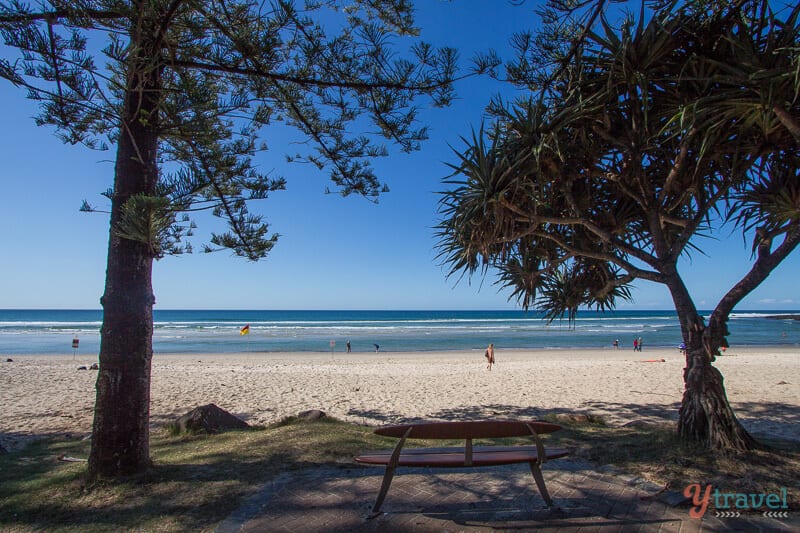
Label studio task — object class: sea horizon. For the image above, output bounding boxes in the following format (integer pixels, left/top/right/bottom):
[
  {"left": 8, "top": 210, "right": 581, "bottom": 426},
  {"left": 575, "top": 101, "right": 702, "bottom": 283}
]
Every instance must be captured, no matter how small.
[{"left": 1, "top": 308, "right": 798, "bottom": 356}]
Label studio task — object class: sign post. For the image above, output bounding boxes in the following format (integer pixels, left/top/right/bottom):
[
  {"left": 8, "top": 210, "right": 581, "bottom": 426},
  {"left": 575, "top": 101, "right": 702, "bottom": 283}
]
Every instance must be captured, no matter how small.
[{"left": 72, "top": 336, "right": 79, "bottom": 359}]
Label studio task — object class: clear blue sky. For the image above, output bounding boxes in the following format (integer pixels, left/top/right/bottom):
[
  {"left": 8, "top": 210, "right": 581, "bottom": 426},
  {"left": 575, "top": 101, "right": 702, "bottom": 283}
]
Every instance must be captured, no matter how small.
[{"left": 1, "top": 1, "right": 798, "bottom": 311}]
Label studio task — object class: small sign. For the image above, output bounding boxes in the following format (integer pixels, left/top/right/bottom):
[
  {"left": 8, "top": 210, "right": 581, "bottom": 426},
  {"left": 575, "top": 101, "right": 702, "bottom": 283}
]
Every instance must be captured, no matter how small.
[{"left": 72, "top": 337, "right": 79, "bottom": 349}]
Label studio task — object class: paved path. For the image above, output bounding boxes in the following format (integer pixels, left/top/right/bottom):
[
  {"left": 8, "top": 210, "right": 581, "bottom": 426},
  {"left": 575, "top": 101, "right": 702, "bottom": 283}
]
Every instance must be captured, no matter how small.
[{"left": 216, "top": 460, "right": 797, "bottom": 532}]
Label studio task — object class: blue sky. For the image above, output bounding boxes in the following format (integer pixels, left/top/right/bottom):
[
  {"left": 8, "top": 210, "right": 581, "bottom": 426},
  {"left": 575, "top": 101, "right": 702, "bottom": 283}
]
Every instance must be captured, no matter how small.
[{"left": 0, "top": 1, "right": 798, "bottom": 311}]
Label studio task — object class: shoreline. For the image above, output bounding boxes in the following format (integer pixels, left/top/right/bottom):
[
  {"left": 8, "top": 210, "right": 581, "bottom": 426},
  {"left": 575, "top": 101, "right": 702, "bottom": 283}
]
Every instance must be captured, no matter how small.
[
  {"left": 2, "top": 347, "right": 798, "bottom": 451},
  {"left": 5, "top": 343, "right": 800, "bottom": 357}
]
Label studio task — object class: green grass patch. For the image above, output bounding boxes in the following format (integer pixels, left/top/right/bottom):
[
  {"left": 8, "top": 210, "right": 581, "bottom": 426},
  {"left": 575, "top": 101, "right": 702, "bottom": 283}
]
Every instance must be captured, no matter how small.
[{"left": 1, "top": 416, "right": 798, "bottom": 531}]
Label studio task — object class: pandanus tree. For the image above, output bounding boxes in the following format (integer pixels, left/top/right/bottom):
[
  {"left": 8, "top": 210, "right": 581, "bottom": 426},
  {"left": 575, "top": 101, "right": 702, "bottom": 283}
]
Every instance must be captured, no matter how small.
[
  {"left": 0, "top": 0, "right": 493, "bottom": 479},
  {"left": 438, "top": 0, "right": 800, "bottom": 450}
]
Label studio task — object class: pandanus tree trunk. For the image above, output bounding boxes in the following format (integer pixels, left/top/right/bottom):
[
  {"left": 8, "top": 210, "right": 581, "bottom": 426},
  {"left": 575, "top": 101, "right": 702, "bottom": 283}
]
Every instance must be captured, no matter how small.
[
  {"left": 87, "top": 33, "right": 161, "bottom": 479},
  {"left": 669, "top": 279, "right": 758, "bottom": 451},
  {"left": 678, "top": 345, "right": 758, "bottom": 450}
]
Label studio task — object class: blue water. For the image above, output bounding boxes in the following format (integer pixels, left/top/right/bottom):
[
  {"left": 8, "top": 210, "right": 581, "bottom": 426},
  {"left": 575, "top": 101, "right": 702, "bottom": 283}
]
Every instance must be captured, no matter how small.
[{"left": 0, "top": 309, "right": 798, "bottom": 355}]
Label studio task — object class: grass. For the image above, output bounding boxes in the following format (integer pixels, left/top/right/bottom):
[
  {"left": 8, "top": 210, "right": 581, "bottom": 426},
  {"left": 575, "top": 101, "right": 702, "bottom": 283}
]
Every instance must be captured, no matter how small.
[
  {"left": 1, "top": 416, "right": 798, "bottom": 532},
  {"left": 544, "top": 415, "right": 800, "bottom": 504}
]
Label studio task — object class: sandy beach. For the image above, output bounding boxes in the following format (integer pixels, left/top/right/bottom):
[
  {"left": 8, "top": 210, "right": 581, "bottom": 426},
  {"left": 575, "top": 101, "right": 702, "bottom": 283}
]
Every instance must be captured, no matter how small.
[{"left": 1, "top": 347, "right": 798, "bottom": 451}]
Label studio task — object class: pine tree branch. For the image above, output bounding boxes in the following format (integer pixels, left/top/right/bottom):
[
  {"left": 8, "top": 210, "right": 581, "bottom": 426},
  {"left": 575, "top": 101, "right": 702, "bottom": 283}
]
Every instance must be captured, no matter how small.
[
  {"left": 184, "top": 139, "right": 261, "bottom": 260},
  {"left": 0, "top": 9, "right": 125, "bottom": 24},
  {"left": 154, "top": 0, "right": 187, "bottom": 52},
  {"left": 169, "top": 58, "right": 454, "bottom": 92}
]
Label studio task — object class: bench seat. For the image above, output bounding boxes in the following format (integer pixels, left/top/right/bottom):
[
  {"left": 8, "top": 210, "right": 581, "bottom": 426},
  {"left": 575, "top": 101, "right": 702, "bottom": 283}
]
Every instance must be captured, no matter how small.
[{"left": 356, "top": 445, "right": 570, "bottom": 467}]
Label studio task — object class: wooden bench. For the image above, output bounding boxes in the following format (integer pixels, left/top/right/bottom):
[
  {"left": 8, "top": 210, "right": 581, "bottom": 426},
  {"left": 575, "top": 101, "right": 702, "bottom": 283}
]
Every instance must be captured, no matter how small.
[{"left": 354, "top": 420, "right": 569, "bottom": 515}]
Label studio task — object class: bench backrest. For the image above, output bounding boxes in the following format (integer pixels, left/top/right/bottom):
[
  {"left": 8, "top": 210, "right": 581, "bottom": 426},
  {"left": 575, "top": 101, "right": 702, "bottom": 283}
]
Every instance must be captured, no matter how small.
[{"left": 374, "top": 420, "right": 562, "bottom": 439}]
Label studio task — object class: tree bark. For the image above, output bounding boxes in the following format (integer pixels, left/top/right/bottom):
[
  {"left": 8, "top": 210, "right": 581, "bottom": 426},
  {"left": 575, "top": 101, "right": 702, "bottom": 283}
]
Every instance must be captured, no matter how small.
[
  {"left": 669, "top": 226, "right": 800, "bottom": 451},
  {"left": 678, "top": 344, "right": 758, "bottom": 450},
  {"left": 87, "top": 26, "right": 161, "bottom": 479},
  {"left": 668, "top": 277, "right": 758, "bottom": 451}
]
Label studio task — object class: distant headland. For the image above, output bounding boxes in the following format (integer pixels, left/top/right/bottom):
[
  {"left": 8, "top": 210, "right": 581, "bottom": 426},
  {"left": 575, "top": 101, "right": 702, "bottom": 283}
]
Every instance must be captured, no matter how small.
[{"left": 764, "top": 314, "right": 800, "bottom": 320}]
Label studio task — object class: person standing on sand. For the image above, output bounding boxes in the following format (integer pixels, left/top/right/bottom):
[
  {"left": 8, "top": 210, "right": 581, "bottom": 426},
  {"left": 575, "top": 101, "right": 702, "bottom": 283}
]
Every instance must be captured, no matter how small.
[
  {"left": 638, "top": 336, "right": 643, "bottom": 351},
  {"left": 633, "top": 338, "right": 638, "bottom": 351},
  {"left": 346, "top": 340, "right": 351, "bottom": 353},
  {"left": 485, "top": 343, "right": 495, "bottom": 371},
  {"left": 613, "top": 339, "right": 619, "bottom": 349}
]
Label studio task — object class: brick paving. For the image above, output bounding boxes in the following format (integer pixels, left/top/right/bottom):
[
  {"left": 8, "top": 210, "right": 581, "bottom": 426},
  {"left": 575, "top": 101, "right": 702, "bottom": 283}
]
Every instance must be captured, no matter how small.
[{"left": 216, "top": 460, "right": 798, "bottom": 532}]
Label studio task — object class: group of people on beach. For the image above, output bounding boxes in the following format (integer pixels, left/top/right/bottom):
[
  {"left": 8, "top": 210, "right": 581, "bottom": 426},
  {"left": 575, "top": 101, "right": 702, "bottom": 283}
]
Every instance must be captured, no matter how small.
[
  {"left": 349, "top": 339, "right": 496, "bottom": 367},
  {"left": 344, "top": 340, "right": 380, "bottom": 353},
  {"left": 614, "top": 338, "right": 644, "bottom": 351}
]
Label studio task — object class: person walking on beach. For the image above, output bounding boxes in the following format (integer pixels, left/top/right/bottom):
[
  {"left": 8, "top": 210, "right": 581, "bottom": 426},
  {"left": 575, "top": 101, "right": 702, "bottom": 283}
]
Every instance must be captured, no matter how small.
[
  {"left": 485, "top": 343, "right": 495, "bottom": 371},
  {"left": 633, "top": 338, "right": 638, "bottom": 351},
  {"left": 346, "top": 340, "right": 351, "bottom": 353},
  {"left": 638, "top": 336, "right": 643, "bottom": 351},
  {"left": 373, "top": 343, "right": 380, "bottom": 353},
  {"left": 613, "top": 339, "right": 619, "bottom": 350}
]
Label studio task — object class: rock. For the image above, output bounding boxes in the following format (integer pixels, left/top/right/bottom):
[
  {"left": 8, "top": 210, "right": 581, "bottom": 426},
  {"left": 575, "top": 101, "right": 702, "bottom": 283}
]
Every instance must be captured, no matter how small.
[
  {"left": 555, "top": 413, "right": 593, "bottom": 424},
  {"left": 77, "top": 366, "right": 87, "bottom": 370},
  {"left": 174, "top": 403, "right": 250, "bottom": 435},
  {"left": 297, "top": 409, "right": 327, "bottom": 421},
  {"left": 5, "top": 358, "right": 12, "bottom": 362},
  {"left": 622, "top": 420, "right": 657, "bottom": 429}
]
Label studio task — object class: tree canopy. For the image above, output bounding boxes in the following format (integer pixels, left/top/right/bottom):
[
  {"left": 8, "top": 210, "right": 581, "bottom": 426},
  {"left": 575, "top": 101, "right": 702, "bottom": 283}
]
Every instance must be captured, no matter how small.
[
  {"left": 0, "top": 0, "right": 496, "bottom": 258},
  {"left": 437, "top": 0, "right": 800, "bottom": 450}
]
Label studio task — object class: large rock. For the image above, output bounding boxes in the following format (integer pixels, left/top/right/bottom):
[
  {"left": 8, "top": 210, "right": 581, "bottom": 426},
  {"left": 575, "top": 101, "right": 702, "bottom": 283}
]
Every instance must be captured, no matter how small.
[
  {"left": 297, "top": 409, "right": 327, "bottom": 421},
  {"left": 174, "top": 403, "right": 250, "bottom": 435}
]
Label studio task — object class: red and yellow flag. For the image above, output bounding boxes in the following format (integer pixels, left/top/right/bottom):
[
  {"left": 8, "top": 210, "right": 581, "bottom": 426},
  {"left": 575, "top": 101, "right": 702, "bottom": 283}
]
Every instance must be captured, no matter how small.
[{"left": 240, "top": 324, "right": 250, "bottom": 336}]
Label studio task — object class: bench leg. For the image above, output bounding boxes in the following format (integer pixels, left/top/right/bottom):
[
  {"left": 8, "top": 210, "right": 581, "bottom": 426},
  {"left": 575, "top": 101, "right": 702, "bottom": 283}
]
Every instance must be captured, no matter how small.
[
  {"left": 370, "top": 464, "right": 397, "bottom": 516},
  {"left": 369, "top": 426, "right": 411, "bottom": 517},
  {"left": 529, "top": 462, "right": 554, "bottom": 507}
]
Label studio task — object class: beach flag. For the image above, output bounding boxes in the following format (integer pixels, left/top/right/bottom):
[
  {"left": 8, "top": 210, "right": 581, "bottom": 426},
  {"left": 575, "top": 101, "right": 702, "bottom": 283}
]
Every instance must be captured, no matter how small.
[{"left": 240, "top": 324, "right": 250, "bottom": 336}]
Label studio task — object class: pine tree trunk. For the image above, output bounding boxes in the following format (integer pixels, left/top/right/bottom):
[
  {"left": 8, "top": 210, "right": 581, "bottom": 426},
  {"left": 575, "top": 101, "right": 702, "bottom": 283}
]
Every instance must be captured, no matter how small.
[
  {"left": 87, "top": 230, "right": 155, "bottom": 477},
  {"left": 87, "top": 32, "right": 161, "bottom": 478}
]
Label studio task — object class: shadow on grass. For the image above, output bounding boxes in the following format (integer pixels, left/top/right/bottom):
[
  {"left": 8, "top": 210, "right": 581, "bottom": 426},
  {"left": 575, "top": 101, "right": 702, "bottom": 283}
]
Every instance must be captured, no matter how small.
[
  {"left": 348, "top": 402, "right": 800, "bottom": 508},
  {"left": 348, "top": 399, "right": 800, "bottom": 442},
  {"left": 3, "top": 404, "right": 799, "bottom": 531},
  {"left": 0, "top": 417, "right": 383, "bottom": 532}
]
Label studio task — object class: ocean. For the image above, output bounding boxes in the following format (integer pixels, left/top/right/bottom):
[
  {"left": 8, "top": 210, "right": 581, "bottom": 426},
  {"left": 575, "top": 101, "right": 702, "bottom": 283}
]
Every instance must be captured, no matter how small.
[{"left": 0, "top": 309, "right": 798, "bottom": 356}]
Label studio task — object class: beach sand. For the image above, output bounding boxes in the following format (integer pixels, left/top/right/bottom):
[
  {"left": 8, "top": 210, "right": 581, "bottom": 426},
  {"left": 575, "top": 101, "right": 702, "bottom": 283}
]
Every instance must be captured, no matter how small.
[{"left": 1, "top": 347, "right": 798, "bottom": 450}]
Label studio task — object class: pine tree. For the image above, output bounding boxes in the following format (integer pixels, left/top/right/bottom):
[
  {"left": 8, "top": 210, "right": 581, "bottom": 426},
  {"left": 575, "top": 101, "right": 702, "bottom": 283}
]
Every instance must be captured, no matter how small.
[{"left": 0, "top": 0, "right": 493, "bottom": 478}]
